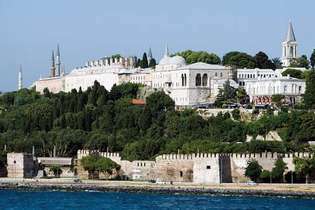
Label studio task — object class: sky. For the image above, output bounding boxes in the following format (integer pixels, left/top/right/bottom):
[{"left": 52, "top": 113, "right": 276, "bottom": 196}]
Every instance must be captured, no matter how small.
[{"left": 0, "top": 0, "right": 314, "bottom": 92}]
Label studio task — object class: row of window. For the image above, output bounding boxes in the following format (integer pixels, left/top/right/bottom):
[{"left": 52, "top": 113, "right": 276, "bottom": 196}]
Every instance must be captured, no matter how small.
[{"left": 195, "top": 73, "right": 208, "bottom": 86}]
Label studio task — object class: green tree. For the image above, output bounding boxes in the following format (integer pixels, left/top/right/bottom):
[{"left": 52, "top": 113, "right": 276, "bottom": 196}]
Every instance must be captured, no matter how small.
[
  {"left": 176, "top": 50, "right": 221, "bottom": 64},
  {"left": 245, "top": 160, "right": 262, "bottom": 182},
  {"left": 272, "top": 57, "right": 282, "bottom": 69},
  {"left": 254, "top": 51, "right": 276, "bottom": 69},
  {"left": 49, "top": 165, "right": 62, "bottom": 178},
  {"left": 304, "top": 70, "right": 315, "bottom": 109},
  {"left": 81, "top": 154, "right": 120, "bottom": 179},
  {"left": 282, "top": 68, "right": 305, "bottom": 79},
  {"left": 236, "top": 87, "right": 248, "bottom": 104},
  {"left": 214, "top": 80, "right": 237, "bottom": 107},
  {"left": 146, "top": 91, "right": 175, "bottom": 119},
  {"left": 310, "top": 49, "right": 315, "bottom": 69},
  {"left": 272, "top": 94, "right": 285, "bottom": 108},
  {"left": 260, "top": 170, "right": 272, "bottom": 183},
  {"left": 294, "top": 156, "right": 315, "bottom": 184},
  {"left": 148, "top": 58, "right": 157, "bottom": 68},
  {"left": 290, "top": 55, "right": 309, "bottom": 69},
  {"left": 140, "top": 53, "right": 149, "bottom": 68},
  {"left": 222, "top": 51, "right": 256, "bottom": 68},
  {"left": 271, "top": 158, "right": 287, "bottom": 182}
]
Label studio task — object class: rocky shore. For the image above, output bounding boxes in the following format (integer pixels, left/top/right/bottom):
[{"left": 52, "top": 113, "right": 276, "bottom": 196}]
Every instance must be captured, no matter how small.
[{"left": 0, "top": 178, "right": 315, "bottom": 198}]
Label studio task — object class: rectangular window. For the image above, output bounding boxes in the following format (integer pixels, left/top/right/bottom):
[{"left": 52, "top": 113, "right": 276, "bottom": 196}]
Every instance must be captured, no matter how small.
[{"left": 206, "top": 165, "right": 211, "bottom": 169}]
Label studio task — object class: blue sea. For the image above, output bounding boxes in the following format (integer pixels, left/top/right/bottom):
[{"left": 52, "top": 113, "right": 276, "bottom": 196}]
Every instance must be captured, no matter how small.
[{"left": 0, "top": 189, "right": 314, "bottom": 210}]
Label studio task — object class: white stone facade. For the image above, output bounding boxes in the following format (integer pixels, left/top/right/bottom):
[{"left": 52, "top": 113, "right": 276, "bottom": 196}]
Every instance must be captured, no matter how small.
[{"left": 34, "top": 52, "right": 233, "bottom": 106}]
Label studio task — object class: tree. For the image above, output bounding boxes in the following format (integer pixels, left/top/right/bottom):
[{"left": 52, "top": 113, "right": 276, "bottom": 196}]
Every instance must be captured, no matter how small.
[
  {"left": 272, "top": 94, "right": 285, "bottom": 108},
  {"left": 236, "top": 87, "right": 248, "bottom": 104},
  {"left": 214, "top": 80, "right": 237, "bottom": 107},
  {"left": 294, "top": 156, "right": 315, "bottom": 184},
  {"left": 254, "top": 51, "right": 276, "bottom": 69},
  {"left": 222, "top": 51, "right": 256, "bottom": 68},
  {"left": 260, "top": 170, "right": 272, "bottom": 183},
  {"left": 281, "top": 68, "right": 305, "bottom": 79},
  {"left": 49, "top": 165, "right": 62, "bottom": 178},
  {"left": 271, "top": 158, "right": 287, "bottom": 182},
  {"left": 176, "top": 50, "right": 221, "bottom": 64},
  {"left": 146, "top": 91, "right": 175, "bottom": 119},
  {"left": 148, "top": 58, "right": 157, "bottom": 68},
  {"left": 304, "top": 70, "right": 315, "bottom": 109},
  {"left": 231, "top": 109, "right": 240, "bottom": 120},
  {"left": 290, "top": 55, "right": 309, "bottom": 69},
  {"left": 81, "top": 154, "right": 120, "bottom": 179},
  {"left": 0, "top": 151, "right": 6, "bottom": 169},
  {"left": 272, "top": 57, "right": 282, "bottom": 69},
  {"left": 245, "top": 160, "right": 262, "bottom": 182},
  {"left": 310, "top": 49, "right": 315, "bottom": 69},
  {"left": 140, "top": 53, "right": 149, "bottom": 68}
]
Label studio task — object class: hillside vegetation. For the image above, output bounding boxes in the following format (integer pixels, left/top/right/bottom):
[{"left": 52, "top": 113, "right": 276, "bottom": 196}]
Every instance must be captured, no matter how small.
[{"left": 0, "top": 81, "right": 314, "bottom": 161}]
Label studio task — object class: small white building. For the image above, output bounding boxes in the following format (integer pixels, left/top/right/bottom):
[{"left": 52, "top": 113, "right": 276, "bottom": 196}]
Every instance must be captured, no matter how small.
[{"left": 244, "top": 75, "right": 305, "bottom": 105}]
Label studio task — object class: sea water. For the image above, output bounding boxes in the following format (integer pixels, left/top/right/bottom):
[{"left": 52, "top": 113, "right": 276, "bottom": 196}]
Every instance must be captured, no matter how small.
[{"left": 0, "top": 189, "right": 314, "bottom": 210}]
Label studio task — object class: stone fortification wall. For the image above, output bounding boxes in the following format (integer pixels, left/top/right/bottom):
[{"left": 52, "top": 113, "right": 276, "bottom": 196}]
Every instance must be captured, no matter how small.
[
  {"left": 77, "top": 150, "right": 121, "bottom": 163},
  {"left": 7, "top": 153, "right": 36, "bottom": 178},
  {"left": 76, "top": 150, "right": 311, "bottom": 183}
]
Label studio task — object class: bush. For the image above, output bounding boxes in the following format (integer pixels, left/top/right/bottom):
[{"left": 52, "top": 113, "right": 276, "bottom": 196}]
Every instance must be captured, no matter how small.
[
  {"left": 81, "top": 154, "right": 120, "bottom": 179},
  {"left": 245, "top": 160, "right": 262, "bottom": 182},
  {"left": 232, "top": 109, "right": 240, "bottom": 120}
]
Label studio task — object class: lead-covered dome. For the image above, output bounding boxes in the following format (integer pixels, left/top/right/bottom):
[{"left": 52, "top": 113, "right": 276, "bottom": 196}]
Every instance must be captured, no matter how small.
[{"left": 159, "top": 55, "right": 186, "bottom": 66}]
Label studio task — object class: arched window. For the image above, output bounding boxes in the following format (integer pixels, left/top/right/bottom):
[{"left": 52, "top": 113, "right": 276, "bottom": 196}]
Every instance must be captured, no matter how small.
[
  {"left": 220, "top": 72, "right": 223, "bottom": 77},
  {"left": 290, "top": 46, "right": 294, "bottom": 57},
  {"left": 195, "top": 74, "right": 201, "bottom": 86},
  {"left": 202, "top": 74, "right": 208, "bottom": 86},
  {"left": 184, "top": 74, "right": 187, "bottom": 86},
  {"left": 181, "top": 74, "right": 185, "bottom": 86}
]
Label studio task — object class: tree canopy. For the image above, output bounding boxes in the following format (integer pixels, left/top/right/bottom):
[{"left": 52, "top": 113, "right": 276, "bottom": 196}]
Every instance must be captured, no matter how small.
[
  {"left": 222, "top": 51, "right": 256, "bottom": 68},
  {"left": 245, "top": 160, "right": 262, "bottom": 182},
  {"left": 303, "top": 70, "right": 315, "bottom": 109},
  {"left": 281, "top": 68, "right": 305, "bottom": 79},
  {"left": 81, "top": 154, "right": 120, "bottom": 178},
  {"left": 176, "top": 50, "right": 221, "bottom": 64}
]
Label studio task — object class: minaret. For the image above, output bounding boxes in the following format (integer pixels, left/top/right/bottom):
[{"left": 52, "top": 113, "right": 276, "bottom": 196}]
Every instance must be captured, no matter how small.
[
  {"left": 164, "top": 44, "right": 170, "bottom": 57},
  {"left": 18, "top": 65, "right": 23, "bottom": 90},
  {"left": 281, "top": 21, "right": 298, "bottom": 67},
  {"left": 50, "top": 50, "right": 56, "bottom": 77},
  {"left": 56, "top": 44, "right": 61, "bottom": 76}
]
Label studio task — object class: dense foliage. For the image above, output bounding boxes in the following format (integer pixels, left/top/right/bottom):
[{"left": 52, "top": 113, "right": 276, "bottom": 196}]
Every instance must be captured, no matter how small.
[
  {"left": 81, "top": 154, "right": 120, "bottom": 178},
  {"left": 281, "top": 68, "right": 305, "bottom": 79},
  {"left": 176, "top": 50, "right": 221, "bottom": 64},
  {"left": 245, "top": 160, "right": 262, "bottom": 182},
  {"left": 0, "top": 81, "right": 314, "bottom": 161},
  {"left": 304, "top": 70, "right": 315, "bottom": 109}
]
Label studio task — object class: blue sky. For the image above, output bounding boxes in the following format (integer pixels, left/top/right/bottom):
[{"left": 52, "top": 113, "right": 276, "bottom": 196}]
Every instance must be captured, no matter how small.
[{"left": 0, "top": 0, "right": 314, "bottom": 92}]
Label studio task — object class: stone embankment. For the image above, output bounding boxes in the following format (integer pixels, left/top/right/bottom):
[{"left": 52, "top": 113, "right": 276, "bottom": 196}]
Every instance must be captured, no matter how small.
[{"left": 0, "top": 178, "right": 315, "bottom": 198}]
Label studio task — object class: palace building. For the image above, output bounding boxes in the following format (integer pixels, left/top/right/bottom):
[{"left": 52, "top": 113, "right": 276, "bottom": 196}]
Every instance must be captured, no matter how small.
[
  {"left": 34, "top": 46, "right": 233, "bottom": 106},
  {"left": 34, "top": 22, "right": 305, "bottom": 106}
]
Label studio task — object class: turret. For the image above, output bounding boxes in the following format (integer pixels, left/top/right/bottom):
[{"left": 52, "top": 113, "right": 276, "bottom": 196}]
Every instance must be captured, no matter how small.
[{"left": 281, "top": 21, "right": 298, "bottom": 67}]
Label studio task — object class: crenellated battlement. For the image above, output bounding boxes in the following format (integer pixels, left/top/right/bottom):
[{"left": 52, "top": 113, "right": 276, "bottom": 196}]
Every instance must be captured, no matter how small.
[
  {"left": 77, "top": 150, "right": 121, "bottom": 160},
  {"left": 155, "top": 152, "right": 313, "bottom": 161}
]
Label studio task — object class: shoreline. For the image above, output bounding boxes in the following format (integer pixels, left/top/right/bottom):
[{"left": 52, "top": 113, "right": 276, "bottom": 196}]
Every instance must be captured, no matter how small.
[{"left": 1, "top": 178, "right": 315, "bottom": 198}]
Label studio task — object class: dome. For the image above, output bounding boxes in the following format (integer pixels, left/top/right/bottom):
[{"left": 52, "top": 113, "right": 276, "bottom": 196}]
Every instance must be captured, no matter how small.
[
  {"left": 159, "top": 55, "right": 186, "bottom": 66},
  {"left": 171, "top": 55, "right": 186, "bottom": 65},
  {"left": 159, "top": 56, "right": 172, "bottom": 65}
]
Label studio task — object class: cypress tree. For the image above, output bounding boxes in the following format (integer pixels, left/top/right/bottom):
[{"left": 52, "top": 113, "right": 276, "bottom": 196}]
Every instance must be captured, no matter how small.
[
  {"left": 148, "top": 58, "right": 157, "bottom": 68},
  {"left": 140, "top": 53, "right": 148, "bottom": 68}
]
